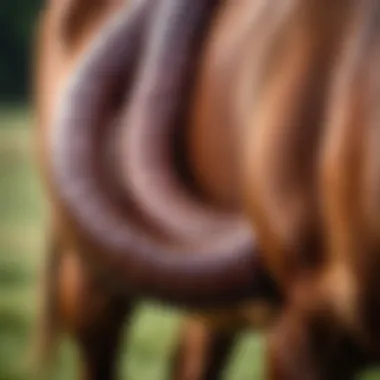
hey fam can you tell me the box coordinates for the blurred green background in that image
[0,1,379,380]
[0,1,42,102]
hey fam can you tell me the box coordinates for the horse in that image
[33,0,280,378]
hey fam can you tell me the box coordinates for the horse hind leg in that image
[33,227,134,380]
[57,249,134,380]
[170,317,238,380]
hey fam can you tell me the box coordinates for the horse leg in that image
[57,248,134,380]
[267,292,367,380]
[170,317,237,380]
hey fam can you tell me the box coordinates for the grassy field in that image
[0,107,265,380]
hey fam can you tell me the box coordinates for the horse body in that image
[35,0,380,378]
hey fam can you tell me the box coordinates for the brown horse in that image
[33,0,279,379]
[38,0,380,378]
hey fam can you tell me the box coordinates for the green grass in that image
[0,107,263,380]
[1,107,380,380]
